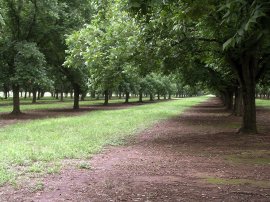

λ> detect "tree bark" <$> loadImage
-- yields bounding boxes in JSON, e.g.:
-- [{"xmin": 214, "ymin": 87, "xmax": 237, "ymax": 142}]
[
  {"xmin": 150, "ymin": 94, "xmax": 154, "ymax": 101},
  {"xmin": 139, "ymin": 90, "xmax": 143, "ymax": 102},
  {"xmin": 234, "ymin": 87, "xmax": 243, "ymax": 116},
  {"xmin": 73, "ymin": 84, "xmax": 80, "ymax": 110},
  {"xmin": 32, "ymin": 88, "xmax": 37, "ymax": 103},
  {"xmin": 60, "ymin": 91, "xmax": 64, "ymax": 102},
  {"xmin": 11, "ymin": 84, "xmax": 21, "ymax": 115},
  {"xmin": 125, "ymin": 92, "xmax": 129, "ymax": 103},
  {"xmin": 239, "ymin": 54, "xmax": 257, "ymax": 133},
  {"xmin": 104, "ymin": 89, "xmax": 109, "ymax": 105}
]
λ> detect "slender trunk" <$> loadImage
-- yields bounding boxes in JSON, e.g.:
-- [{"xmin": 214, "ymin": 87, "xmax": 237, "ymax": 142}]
[
  {"xmin": 55, "ymin": 91, "xmax": 59, "ymax": 99},
  {"xmin": 73, "ymin": 84, "xmax": 80, "ymax": 110},
  {"xmin": 139, "ymin": 90, "xmax": 143, "ymax": 102},
  {"xmin": 91, "ymin": 91, "xmax": 95, "ymax": 99},
  {"xmin": 125, "ymin": 92, "xmax": 129, "ymax": 103},
  {"xmin": 32, "ymin": 89, "xmax": 37, "ymax": 103},
  {"xmin": 11, "ymin": 85, "xmax": 21, "ymax": 115},
  {"xmin": 28, "ymin": 92, "xmax": 31, "ymax": 98},
  {"xmin": 81, "ymin": 92, "xmax": 86, "ymax": 101},
  {"xmin": 37, "ymin": 90, "xmax": 41, "ymax": 100},
  {"xmin": 24, "ymin": 91, "xmax": 27, "ymax": 99},
  {"xmin": 157, "ymin": 93, "xmax": 160, "ymax": 100},
  {"xmin": 60, "ymin": 91, "xmax": 64, "ymax": 102},
  {"xmin": 104, "ymin": 89, "xmax": 109, "ymax": 105}
]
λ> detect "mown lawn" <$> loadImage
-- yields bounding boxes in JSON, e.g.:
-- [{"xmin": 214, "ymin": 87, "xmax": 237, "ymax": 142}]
[
  {"xmin": 0, "ymin": 97, "xmax": 149, "ymax": 113},
  {"xmin": 0, "ymin": 96, "xmax": 208, "ymax": 185},
  {"xmin": 256, "ymin": 99, "xmax": 270, "ymax": 108}
]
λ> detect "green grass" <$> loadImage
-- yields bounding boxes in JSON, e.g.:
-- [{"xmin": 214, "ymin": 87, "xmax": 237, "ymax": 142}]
[
  {"xmin": 256, "ymin": 99, "xmax": 270, "ymax": 108},
  {"xmin": 0, "ymin": 96, "xmax": 208, "ymax": 186},
  {"xmin": 225, "ymin": 150, "xmax": 270, "ymax": 165},
  {"xmin": 0, "ymin": 97, "xmax": 149, "ymax": 113},
  {"xmin": 204, "ymin": 177, "xmax": 270, "ymax": 188}
]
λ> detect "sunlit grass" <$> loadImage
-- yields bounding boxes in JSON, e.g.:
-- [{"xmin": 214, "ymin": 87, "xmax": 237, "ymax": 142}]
[
  {"xmin": 0, "ymin": 97, "xmax": 149, "ymax": 113},
  {"xmin": 256, "ymin": 99, "xmax": 270, "ymax": 108},
  {"xmin": 204, "ymin": 177, "xmax": 270, "ymax": 188},
  {"xmin": 0, "ymin": 96, "xmax": 208, "ymax": 186}
]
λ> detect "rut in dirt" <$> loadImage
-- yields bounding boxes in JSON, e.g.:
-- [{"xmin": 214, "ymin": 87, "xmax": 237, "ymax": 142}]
[{"xmin": 1, "ymin": 97, "xmax": 269, "ymax": 202}]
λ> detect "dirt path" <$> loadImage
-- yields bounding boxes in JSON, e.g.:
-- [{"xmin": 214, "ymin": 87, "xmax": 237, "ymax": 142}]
[{"xmin": 1, "ymin": 98, "xmax": 270, "ymax": 201}]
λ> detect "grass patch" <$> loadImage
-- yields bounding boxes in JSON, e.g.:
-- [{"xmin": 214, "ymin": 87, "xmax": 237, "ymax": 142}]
[
  {"xmin": 204, "ymin": 177, "xmax": 270, "ymax": 188},
  {"xmin": 78, "ymin": 162, "xmax": 92, "ymax": 170},
  {"xmin": 256, "ymin": 99, "xmax": 270, "ymax": 108},
  {"xmin": 0, "ymin": 97, "xmax": 150, "ymax": 113},
  {"xmin": 0, "ymin": 96, "xmax": 208, "ymax": 186},
  {"xmin": 225, "ymin": 150, "xmax": 270, "ymax": 165}
]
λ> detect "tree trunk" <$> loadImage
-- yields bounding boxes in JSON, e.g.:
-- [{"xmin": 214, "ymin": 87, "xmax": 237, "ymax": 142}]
[
  {"xmin": 60, "ymin": 91, "xmax": 64, "ymax": 102},
  {"xmin": 24, "ymin": 91, "xmax": 27, "ymax": 99},
  {"xmin": 32, "ymin": 89, "xmax": 37, "ymax": 103},
  {"xmin": 157, "ymin": 93, "xmax": 160, "ymax": 100},
  {"xmin": 139, "ymin": 90, "xmax": 143, "ymax": 102},
  {"xmin": 239, "ymin": 54, "xmax": 257, "ymax": 133},
  {"xmin": 104, "ymin": 89, "xmax": 109, "ymax": 105},
  {"xmin": 150, "ymin": 94, "xmax": 154, "ymax": 101},
  {"xmin": 125, "ymin": 92, "xmax": 129, "ymax": 103},
  {"xmin": 225, "ymin": 90, "xmax": 233, "ymax": 110},
  {"xmin": 73, "ymin": 84, "xmax": 80, "ymax": 110},
  {"xmin": 81, "ymin": 92, "xmax": 86, "ymax": 101},
  {"xmin": 91, "ymin": 91, "xmax": 95, "ymax": 99},
  {"xmin": 234, "ymin": 87, "xmax": 243, "ymax": 116},
  {"xmin": 11, "ymin": 85, "xmax": 21, "ymax": 115},
  {"xmin": 37, "ymin": 90, "xmax": 41, "ymax": 100}
]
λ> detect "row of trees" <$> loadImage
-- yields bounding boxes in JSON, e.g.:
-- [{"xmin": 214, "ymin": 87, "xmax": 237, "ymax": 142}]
[
  {"xmin": 1, "ymin": 0, "xmax": 269, "ymax": 133},
  {"xmin": 0, "ymin": 0, "xmax": 202, "ymax": 111},
  {"xmin": 123, "ymin": 0, "xmax": 270, "ymax": 133}
]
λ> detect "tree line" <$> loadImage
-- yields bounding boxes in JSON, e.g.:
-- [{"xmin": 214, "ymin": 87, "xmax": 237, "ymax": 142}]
[{"xmin": 0, "ymin": 0, "xmax": 270, "ymax": 134}]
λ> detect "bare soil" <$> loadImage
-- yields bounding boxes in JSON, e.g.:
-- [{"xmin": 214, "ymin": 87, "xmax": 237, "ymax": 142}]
[{"xmin": 0, "ymin": 98, "xmax": 270, "ymax": 201}]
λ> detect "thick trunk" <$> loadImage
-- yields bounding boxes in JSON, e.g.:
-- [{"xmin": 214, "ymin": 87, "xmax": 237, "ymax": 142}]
[
  {"xmin": 225, "ymin": 90, "xmax": 233, "ymax": 110},
  {"xmin": 157, "ymin": 93, "xmax": 160, "ymax": 100},
  {"xmin": 234, "ymin": 87, "xmax": 243, "ymax": 116},
  {"xmin": 239, "ymin": 55, "xmax": 257, "ymax": 133},
  {"xmin": 104, "ymin": 89, "xmax": 109, "ymax": 105},
  {"xmin": 32, "ymin": 89, "xmax": 37, "ymax": 103},
  {"xmin": 150, "ymin": 94, "xmax": 154, "ymax": 101},
  {"xmin": 125, "ymin": 92, "xmax": 129, "ymax": 103},
  {"xmin": 73, "ymin": 84, "xmax": 80, "ymax": 110},
  {"xmin": 11, "ymin": 85, "xmax": 21, "ymax": 115}
]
